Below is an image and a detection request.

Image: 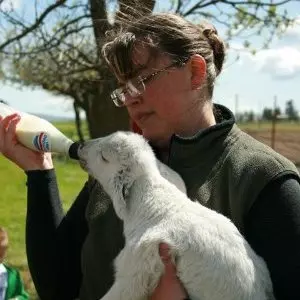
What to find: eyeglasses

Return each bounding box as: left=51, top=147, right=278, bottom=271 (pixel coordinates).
left=110, top=58, right=189, bottom=107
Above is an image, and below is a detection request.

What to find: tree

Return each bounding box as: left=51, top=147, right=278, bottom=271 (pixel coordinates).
left=241, top=111, right=255, bottom=122
left=275, top=107, right=281, bottom=116
left=0, top=0, right=297, bottom=139
left=262, top=108, right=273, bottom=121
left=285, top=99, right=299, bottom=121
left=237, top=111, right=256, bottom=122
left=262, top=107, right=281, bottom=120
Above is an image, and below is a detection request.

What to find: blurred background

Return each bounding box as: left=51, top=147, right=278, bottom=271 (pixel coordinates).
left=0, top=0, right=299, bottom=298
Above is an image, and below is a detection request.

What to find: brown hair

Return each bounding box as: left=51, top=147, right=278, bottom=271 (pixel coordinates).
left=102, top=12, right=226, bottom=97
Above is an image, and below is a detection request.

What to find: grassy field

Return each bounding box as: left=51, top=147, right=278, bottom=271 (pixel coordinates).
left=0, top=121, right=88, bottom=298
left=239, top=120, right=300, bottom=166
left=0, top=120, right=299, bottom=298
left=238, top=120, right=300, bottom=132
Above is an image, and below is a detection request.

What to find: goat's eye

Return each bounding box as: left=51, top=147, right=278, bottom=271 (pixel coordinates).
left=101, top=151, right=109, bottom=163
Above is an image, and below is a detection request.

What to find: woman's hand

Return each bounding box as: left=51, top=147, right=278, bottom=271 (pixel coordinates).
left=150, top=243, right=188, bottom=300
left=0, top=114, right=53, bottom=171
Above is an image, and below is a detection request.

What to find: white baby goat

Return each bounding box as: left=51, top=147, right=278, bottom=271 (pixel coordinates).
left=78, top=131, right=274, bottom=300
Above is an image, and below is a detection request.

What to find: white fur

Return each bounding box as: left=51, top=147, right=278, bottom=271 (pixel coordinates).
left=78, top=131, right=274, bottom=300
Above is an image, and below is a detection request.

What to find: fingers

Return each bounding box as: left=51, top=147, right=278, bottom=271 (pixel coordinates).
left=0, top=113, right=21, bottom=151
left=159, top=243, right=171, bottom=263
left=6, top=114, right=20, bottom=142
left=159, top=243, right=177, bottom=275
left=0, top=113, right=20, bottom=132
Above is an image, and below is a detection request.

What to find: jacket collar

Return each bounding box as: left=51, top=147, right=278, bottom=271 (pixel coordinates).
left=168, top=104, right=236, bottom=170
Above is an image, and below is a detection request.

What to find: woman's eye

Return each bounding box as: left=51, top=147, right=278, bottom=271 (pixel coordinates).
left=141, top=76, right=150, bottom=84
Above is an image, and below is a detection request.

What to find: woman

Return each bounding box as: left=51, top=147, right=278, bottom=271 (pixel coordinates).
left=0, top=12, right=300, bottom=300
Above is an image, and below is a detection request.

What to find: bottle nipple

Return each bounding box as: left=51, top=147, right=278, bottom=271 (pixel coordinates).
left=68, top=142, right=82, bottom=160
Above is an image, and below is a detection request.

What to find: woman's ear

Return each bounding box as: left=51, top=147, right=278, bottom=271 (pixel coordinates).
left=190, top=54, right=206, bottom=90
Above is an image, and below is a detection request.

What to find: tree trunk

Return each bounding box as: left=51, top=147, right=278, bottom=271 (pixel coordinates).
left=86, top=0, right=156, bottom=138
left=86, top=82, right=129, bottom=138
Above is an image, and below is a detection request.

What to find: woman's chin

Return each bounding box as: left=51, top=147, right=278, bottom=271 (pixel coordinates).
left=142, top=129, right=171, bottom=148
left=140, top=128, right=154, bottom=140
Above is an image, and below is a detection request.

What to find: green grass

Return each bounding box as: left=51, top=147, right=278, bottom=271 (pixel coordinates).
left=238, top=120, right=300, bottom=132
left=0, top=121, right=88, bottom=298
left=53, top=120, right=90, bottom=141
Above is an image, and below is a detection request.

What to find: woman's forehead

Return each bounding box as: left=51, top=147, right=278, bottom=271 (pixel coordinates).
left=132, top=43, right=153, bottom=69
left=132, top=45, right=172, bottom=73
left=116, top=41, right=170, bottom=83
left=116, top=44, right=154, bottom=83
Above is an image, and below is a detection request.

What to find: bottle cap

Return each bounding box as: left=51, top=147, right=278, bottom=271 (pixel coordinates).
left=68, top=142, right=82, bottom=160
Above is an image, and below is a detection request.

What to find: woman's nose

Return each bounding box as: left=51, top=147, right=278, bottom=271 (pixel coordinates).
left=124, top=95, right=142, bottom=107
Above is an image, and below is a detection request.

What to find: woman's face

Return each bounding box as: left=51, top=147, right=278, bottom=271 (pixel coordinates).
left=123, top=45, right=198, bottom=148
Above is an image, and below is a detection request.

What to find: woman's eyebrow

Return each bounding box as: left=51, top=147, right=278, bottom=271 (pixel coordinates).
left=134, top=64, right=147, bottom=73
left=127, top=64, right=148, bottom=80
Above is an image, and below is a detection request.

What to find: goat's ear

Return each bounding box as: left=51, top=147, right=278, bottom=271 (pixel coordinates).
left=116, top=167, right=133, bottom=203
left=120, top=179, right=134, bottom=205
left=113, top=175, right=134, bottom=219
left=113, top=164, right=137, bottom=220
left=122, top=184, right=129, bottom=201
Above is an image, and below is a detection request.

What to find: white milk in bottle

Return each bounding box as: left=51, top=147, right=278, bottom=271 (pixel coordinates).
left=0, top=102, right=80, bottom=159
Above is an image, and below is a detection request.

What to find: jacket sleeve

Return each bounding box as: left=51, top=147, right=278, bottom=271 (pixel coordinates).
left=11, top=269, right=29, bottom=300
left=244, top=173, right=300, bottom=300
left=5, top=265, right=28, bottom=300
left=25, top=169, right=89, bottom=300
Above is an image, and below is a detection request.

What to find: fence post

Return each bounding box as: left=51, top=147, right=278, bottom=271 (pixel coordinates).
left=271, top=96, right=277, bottom=150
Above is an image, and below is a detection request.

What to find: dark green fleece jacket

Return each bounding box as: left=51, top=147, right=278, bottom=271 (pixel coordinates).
left=79, top=104, right=299, bottom=299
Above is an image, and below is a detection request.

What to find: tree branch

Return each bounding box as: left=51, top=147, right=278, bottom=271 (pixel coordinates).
left=182, top=0, right=296, bottom=17
left=116, top=0, right=155, bottom=20
left=222, top=0, right=292, bottom=6
left=175, top=0, right=183, bottom=13
left=1, top=10, right=28, bottom=28
left=183, top=0, right=220, bottom=16
left=0, top=0, right=67, bottom=50
left=89, top=0, right=111, bottom=52
left=60, top=40, right=96, bottom=67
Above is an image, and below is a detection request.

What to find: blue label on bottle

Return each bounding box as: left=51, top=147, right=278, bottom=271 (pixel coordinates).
left=33, top=132, right=50, bottom=152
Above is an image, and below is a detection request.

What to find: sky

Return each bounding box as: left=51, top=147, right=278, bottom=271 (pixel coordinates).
left=0, top=0, right=299, bottom=119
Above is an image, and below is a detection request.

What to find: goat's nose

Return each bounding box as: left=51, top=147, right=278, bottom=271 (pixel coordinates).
left=68, top=141, right=83, bottom=160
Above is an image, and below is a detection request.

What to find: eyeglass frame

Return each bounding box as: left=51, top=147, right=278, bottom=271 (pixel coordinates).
left=110, top=57, right=190, bottom=107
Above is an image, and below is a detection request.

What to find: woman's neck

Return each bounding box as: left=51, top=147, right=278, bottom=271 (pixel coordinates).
left=176, top=101, right=216, bottom=137
left=152, top=102, right=216, bottom=163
